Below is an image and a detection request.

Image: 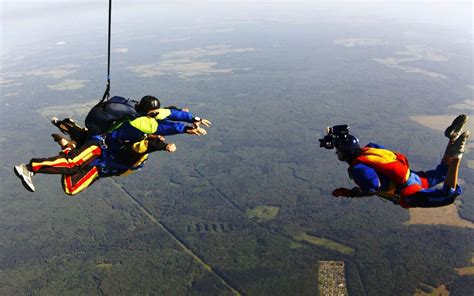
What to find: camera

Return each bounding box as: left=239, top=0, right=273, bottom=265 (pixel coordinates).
left=319, top=124, right=350, bottom=149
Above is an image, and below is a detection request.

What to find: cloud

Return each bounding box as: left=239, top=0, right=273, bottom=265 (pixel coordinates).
left=47, top=79, right=88, bottom=90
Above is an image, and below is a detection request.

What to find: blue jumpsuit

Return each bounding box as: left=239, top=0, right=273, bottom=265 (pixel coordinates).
left=97, top=109, right=195, bottom=176
left=350, top=143, right=463, bottom=208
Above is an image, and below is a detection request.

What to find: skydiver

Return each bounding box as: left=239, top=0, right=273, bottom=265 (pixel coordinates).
left=13, top=125, right=176, bottom=195
left=320, top=115, right=469, bottom=208
left=13, top=95, right=211, bottom=194
left=105, top=95, right=212, bottom=145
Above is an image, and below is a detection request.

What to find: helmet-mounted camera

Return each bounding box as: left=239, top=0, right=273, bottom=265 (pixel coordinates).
left=319, top=124, right=350, bottom=149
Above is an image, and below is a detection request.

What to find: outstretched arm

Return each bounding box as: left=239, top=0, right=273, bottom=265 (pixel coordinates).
left=156, top=120, right=207, bottom=136
left=145, top=135, right=176, bottom=153
left=157, top=108, right=212, bottom=127
left=166, top=109, right=194, bottom=122
left=332, top=187, right=377, bottom=198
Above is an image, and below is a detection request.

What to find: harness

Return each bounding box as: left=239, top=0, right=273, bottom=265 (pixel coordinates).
left=87, top=112, right=167, bottom=176
left=89, top=134, right=146, bottom=176
left=350, top=147, right=426, bottom=203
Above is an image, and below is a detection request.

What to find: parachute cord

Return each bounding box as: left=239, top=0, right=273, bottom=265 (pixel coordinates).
left=100, top=0, right=112, bottom=103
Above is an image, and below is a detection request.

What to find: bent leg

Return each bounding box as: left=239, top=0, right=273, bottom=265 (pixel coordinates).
left=401, top=185, right=462, bottom=208
left=53, top=118, right=88, bottom=145
left=62, top=166, right=100, bottom=195
left=415, top=162, right=448, bottom=188
left=445, top=158, right=461, bottom=189
left=29, top=142, right=101, bottom=175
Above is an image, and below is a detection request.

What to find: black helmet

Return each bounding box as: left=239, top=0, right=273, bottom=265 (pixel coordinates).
left=335, top=134, right=360, bottom=154
left=136, top=96, right=160, bottom=115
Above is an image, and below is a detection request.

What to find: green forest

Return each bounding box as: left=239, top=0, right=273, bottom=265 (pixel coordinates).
left=1, top=2, right=473, bottom=295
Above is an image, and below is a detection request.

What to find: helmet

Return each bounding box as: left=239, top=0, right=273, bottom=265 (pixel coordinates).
left=335, top=134, right=360, bottom=154
left=136, top=96, right=160, bottom=115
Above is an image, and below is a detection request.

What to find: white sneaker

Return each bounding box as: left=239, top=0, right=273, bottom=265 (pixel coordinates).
left=14, top=164, right=35, bottom=192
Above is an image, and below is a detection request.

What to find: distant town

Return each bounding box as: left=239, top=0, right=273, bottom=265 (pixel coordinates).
left=318, top=261, right=347, bottom=296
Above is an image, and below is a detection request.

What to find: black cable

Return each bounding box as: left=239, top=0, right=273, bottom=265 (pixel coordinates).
left=100, top=0, right=112, bottom=103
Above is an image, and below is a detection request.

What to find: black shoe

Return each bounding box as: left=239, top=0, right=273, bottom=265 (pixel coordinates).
left=445, top=114, right=468, bottom=141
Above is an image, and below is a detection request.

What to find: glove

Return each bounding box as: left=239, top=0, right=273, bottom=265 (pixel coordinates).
left=332, top=188, right=351, bottom=197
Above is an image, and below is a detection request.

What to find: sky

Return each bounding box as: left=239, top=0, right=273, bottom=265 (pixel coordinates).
left=1, top=0, right=472, bottom=55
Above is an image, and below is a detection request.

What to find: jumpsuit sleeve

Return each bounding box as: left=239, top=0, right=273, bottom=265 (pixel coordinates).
left=156, top=120, right=188, bottom=135
left=165, top=109, right=194, bottom=122
left=145, top=138, right=169, bottom=152
left=351, top=164, right=381, bottom=194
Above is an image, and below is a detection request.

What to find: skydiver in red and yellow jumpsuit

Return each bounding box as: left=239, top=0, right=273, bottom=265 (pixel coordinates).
left=327, top=115, right=469, bottom=208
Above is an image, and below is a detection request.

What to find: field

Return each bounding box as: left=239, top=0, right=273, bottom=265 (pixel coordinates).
left=407, top=205, right=474, bottom=229
left=414, top=284, right=449, bottom=296
left=244, top=205, right=280, bottom=222
left=454, top=266, right=474, bottom=276
left=293, top=233, right=354, bottom=255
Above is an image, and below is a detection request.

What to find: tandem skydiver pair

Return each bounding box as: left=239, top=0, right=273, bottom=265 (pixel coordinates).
left=14, top=95, right=211, bottom=195
left=319, top=115, right=469, bottom=208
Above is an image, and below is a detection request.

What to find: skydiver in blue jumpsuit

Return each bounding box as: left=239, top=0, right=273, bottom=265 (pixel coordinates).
left=101, top=95, right=211, bottom=175
left=322, top=115, right=469, bottom=208
left=14, top=95, right=211, bottom=194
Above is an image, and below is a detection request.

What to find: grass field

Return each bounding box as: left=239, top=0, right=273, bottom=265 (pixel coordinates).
left=96, top=263, right=114, bottom=269
left=294, top=233, right=354, bottom=255
left=411, top=114, right=474, bottom=133
left=39, top=100, right=96, bottom=119
left=245, top=205, right=280, bottom=222
left=407, top=205, right=474, bottom=229
left=414, top=284, right=449, bottom=296
left=454, top=266, right=474, bottom=276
